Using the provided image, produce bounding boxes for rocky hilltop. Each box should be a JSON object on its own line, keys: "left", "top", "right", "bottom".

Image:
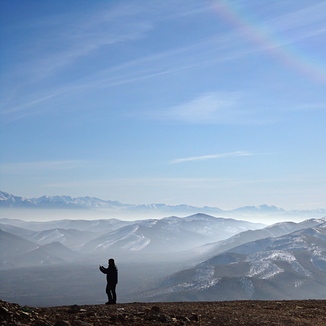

{"left": 1, "top": 299, "right": 326, "bottom": 325}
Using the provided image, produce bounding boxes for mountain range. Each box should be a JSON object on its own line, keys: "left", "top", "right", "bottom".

{"left": 142, "top": 218, "right": 326, "bottom": 302}
{"left": 1, "top": 191, "right": 325, "bottom": 220}
{"left": 0, "top": 213, "right": 264, "bottom": 269}
{"left": 1, "top": 208, "right": 326, "bottom": 305}
{"left": 1, "top": 191, "right": 326, "bottom": 306}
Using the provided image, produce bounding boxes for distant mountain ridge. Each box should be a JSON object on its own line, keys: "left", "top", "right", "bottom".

{"left": 1, "top": 191, "right": 325, "bottom": 218}
{"left": 0, "top": 191, "right": 124, "bottom": 209}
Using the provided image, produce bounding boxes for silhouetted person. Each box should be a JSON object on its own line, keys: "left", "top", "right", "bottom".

{"left": 99, "top": 258, "right": 118, "bottom": 304}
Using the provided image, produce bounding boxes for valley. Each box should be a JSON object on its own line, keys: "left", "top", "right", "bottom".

{"left": 1, "top": 207, "right": 326, "bottom": 307}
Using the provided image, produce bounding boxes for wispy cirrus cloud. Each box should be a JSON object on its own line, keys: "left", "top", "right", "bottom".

{"left": 170, "top": 151, "right": 254, "bottom": 164}
{"left": 2, "top": 1, "right": 325, "bottom": 126}
{"left": 267, "top": 2, "right": 326, "bottom": 34}
{"left": 143, "top": 92, "right": 272, "bottom": 125}
{"left": 3, "top": 3, "right": 153, "bottom": 82}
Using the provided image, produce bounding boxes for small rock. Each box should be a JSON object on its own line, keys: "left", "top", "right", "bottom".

{"left": 54, "top": 320, "right": 71, "bottom": 326}
{"left": 190, "top": 313, "right": 201, "bottom": 321}
{"left": 21, "top": 306, "right": 34, "bottom": 313}
{"left": 20, "top": 310, "right": 31, "bottom": 317}
{"left": 134, "top": 311, "right": 145, "bottom": 316}
{"left": 151, "top": 306, "right": 161, "bottom": 313}
{"left": 0, "top": 306, "right": 9, "bottom": 314}
{"left": 178, "top": 315, "right": 191, "bottom": 322}
{"left": 32, "top": 320, "right": 52, "bottom": 326}
{"left": 73, "top": 320, "right": 92, "bottom": 326}
{"left": 117, "top": 314, "right": 125, "bottom": 321}
{"left": 68, "top": 305, "right": 81, "bottom": 313}
{"left": 109, "top": 314, "right": 117, "bottom": 322}
{"left": 158, "top": 313, "right": 171, "bottom": 322}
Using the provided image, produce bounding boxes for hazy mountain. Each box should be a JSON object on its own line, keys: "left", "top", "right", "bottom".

{"left": 143, "top": 220, "right": 326, "bottom": 301}
{"left": 0, "top": 217, "right": 130, "bottom": 233}
{"left": 0, "top": 213, "right": 263, "bottom": 271}
{"left": 7, "top": 242, "right": 79, "bottom": 268}
{"left": 231, "top": 204, "right": 286, "bottom": 214}
{"left": 0, "top": 229, "right": 80, "bottom": 269}
{"left": 1, "top": 191, "right": 325, "bottom": 219}
{"left": 2, "top": 215, "right": 326, "bottom": 306}
{"left": 81, "top": 214, "right": 264, "bottom": 254}
{"left": 23, "top": 228, "right": 97, "bottom": 250}
{"left": 0, "top": 213, "right": 264, "bottom": 255}
{"left": 0, "top": 223, "right": 35, "bottom": 238}
{"left": 188, "top": 218, "right": 325, "bottom": 263}
{"left": 0, "top": 229, "right": 38, "bottom": 262}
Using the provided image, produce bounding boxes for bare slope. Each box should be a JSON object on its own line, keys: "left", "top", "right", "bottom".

{"left": 1, "top": 300, "right": 326, "bottom": 325}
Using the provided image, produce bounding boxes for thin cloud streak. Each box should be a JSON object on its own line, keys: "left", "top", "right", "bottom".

{"left": 143, "top": 92, "right": 276, "bottom": 125}
{"left": 267, "top": 2, "right": 326, "bottom": 33}
{"left": 8, "top": 4, "right": 153, "bottom": 82}
{"left": 2, "top": 2, "right": 325, "bottom": 124}
{"left": 170, "top": 151, "right": 254, "bottom": 164}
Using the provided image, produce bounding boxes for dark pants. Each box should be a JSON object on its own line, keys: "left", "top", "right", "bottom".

{"left": 106, "top": 283, "right": 117, "bottom": 304}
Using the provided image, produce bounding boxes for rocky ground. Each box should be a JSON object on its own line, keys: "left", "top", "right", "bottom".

{"left": 1, "top": 299, "right": 326, "bottom": 325}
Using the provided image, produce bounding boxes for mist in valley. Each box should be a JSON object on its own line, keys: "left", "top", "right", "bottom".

{"left": 1, "top": 198, "right": 326, "bottom": 307}
{"left": 0, "top": 206, "right": 265, "bottom": 306}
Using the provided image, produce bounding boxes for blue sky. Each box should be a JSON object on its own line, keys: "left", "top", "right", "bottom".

{"left": 1, "top": 0, "right": 325, "bottom": 210}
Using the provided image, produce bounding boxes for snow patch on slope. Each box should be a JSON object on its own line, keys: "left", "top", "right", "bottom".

{"left": 122, "top": 234, "right": 150, "bottom": 251}
{"left": 30, "top": 229, "right": 65, "bottom": 245}
{"left": 154, "top": 266, "right": 220, "bottom": 297}
{"left": 246, "top": 250, "right": 312, "bottom": 279}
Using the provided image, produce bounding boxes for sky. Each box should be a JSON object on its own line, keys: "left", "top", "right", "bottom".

{"left": 0, "top": 0, "right": 326, "bottom": 211}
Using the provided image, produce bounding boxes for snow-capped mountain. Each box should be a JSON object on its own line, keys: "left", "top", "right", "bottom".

{"left": 231, "top": 204, "right": 286, "bottom": 214}
{"left": 1, "top": 191, "right": 325, "bottom": 219}
{"left": 0, "top": 191, "right": 125, "bottom": 209}
{"left": 0, "top": 192, "right": 35, "bottom": 208}
{"left": 143, "top": 219, "right": 326, "bottom": 301}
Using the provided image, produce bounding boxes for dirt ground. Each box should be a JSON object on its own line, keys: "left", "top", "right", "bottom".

{"left": 1, "top": 299, "right": 326, "bottom": 325}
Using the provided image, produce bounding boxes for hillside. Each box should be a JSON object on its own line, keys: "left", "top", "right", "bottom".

{"left": 1, "top": 299, "right": 326, "bottom": 325}
{"left": 2, "top": 217, "right": 326, "bottom": 306}
{"left": 0, "top": 213, "right": 263, "bottom": 270}
{"left": 142, "top": 221, "right": 326, "bottom": 302}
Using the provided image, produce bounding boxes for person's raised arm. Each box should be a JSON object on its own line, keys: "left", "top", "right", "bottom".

{"left": 99, "top": 265, "right": 107, "bottom": 273}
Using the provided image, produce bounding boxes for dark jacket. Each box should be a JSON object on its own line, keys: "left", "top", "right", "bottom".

{"left": 99, "top": 264, "right": 118, "bottom": 284}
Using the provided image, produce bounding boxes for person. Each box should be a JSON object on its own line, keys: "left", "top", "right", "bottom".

{"left": 99, "top": 258, "right": 118, "bottom": 304}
